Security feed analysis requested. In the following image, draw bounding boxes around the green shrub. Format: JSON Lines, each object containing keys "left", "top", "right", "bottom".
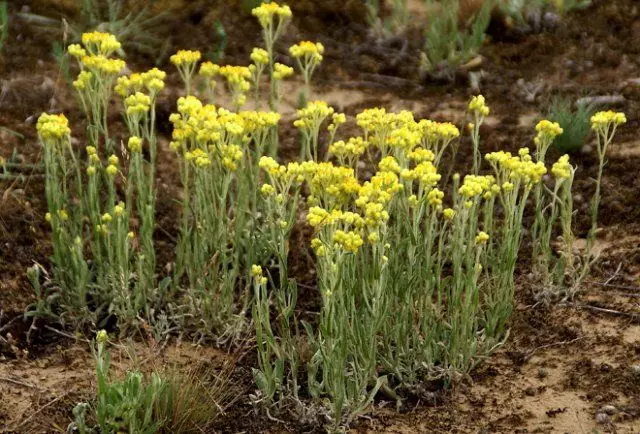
{"left": 421, "top": 0, "right": 492, "bottom": 79}
{"left": 547, "top": 97, "right": 595, "bottom": 154}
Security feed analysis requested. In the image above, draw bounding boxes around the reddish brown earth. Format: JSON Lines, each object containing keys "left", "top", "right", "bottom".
{"left": 1, "top": 0, "right": 640, "bottom": 432}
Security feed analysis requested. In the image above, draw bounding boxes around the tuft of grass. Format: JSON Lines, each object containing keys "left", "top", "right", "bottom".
{"left": 154, "top": 360, "right": 236, "bottom": 433}
{"left": 0, "top": 1, "right": 8, "bottom": 54}
{"left": 365, "top": 0, "right": 410, "bottom": 35}
{"left": 16, "top": 0, "right": 170, "bottom": 62}
{"left": 421, "top": 0, "right": 492, "bottom": 79}
{"left": 547, "top": 97, "right": 596, "bottom": 154}
{"left": 73, "top": 335, "right": 235, "bottom": 433}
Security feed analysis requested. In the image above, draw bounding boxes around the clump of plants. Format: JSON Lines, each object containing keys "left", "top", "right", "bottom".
{"left": 365, "top": 0, "right": 410, "bottom": 35}
{"left": 72, "top": 330, "right": 232, "bottom": 433}
{"left": 32, "top": 2, "right": 626, "bottom": 431}
{"left": 547, "top": 97, "right": 596, "bottom": 154}
{"left": 421, "top": 0, "right": 492, "bottom": 79}
{"left": 0, "top": 1, "right": 7, "bottom": 55}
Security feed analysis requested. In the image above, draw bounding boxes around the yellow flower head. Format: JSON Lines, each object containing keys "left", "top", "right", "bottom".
{"left": 81, "top": 55, "right": 125, "bottom": 75}
{"left": 468, "top": 95, "right": 490, "bottom": 117}
{"left": 106, "top": 164, "right": 118, "bottom": 176}
{"left": 333, "top": 230, "right": 363, "bottom": 253}
{"left": 590, "top": 111, "right": 627, "bottom": 130}
{"left": 328, "top": 136, "right": 368, "bottom": 160}
{"left": 273, "top": 63, "right": 294, "bottom": 80}
{"left": 170, "top": 50, "right": 202, "bottom": 66}
{"left": 252, "top": 2, "right": 292, "bottom": 28}
{"left": 260, "top": 183, "right": 276, "bottom": 196}
{"left": 96, "top": 329, "right": 108, "bottom": 344}
{"left": 427, "top": 188, "right": 444, "bottom": 207}
{"left": 199, "top": 61, "right": 220, "bottom": 78}
{"left": 114, "top": 202, "right": 125, "bottom": 217}
{"left": 551, "top": 154, "right": 572, "bottom": 179}
{"left": 250, "top": 47, "right": 269, "bottom": 65}
{"left": 124, "top": 92, "right": 152, "bottom": 116}
{"left": 37, "top": 113, "right": 71, "bottom": 142}
{"left": 475, "top": 231, "right": 490, "bottom": 245}
{"left": 81, "top": 32, "right": 121, "bottom": 56}
{"left": 535, "top": 119, "right": 563, "bottom": 145}
{"left": 68, "top": 44, "right": 86, "bottom": 59}
{"left": 251, "top": 264, "right": 263, "bottom": 278}
{"left": 128, "top": 136, "right": 143, "bottom": 153}
{"left": 72, "top": 70, "right": 93, "bottom": 91}
{"left": 289, "top": 41, "right": 324, "bottom": 64}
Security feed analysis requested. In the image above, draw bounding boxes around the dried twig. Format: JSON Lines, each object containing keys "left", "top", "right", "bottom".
{"left": 576, "top": 95, "right": 626, "bottom": 107}
{"left": 569, "top": 303, "right": 640, "bottom": 321}
{"left": 525, "top": 336, "right": 584, "bottom": 359}
{"left": 587, "top": 281, "right": 640, "bottom": 292}
{"left": 43, "top": 325, "right": 90, "bottom": 343}
{"left": 11, "top": 393, "right": 68, "bottom": 431}
{"left": 0, "top": 375, "right": 44, "bottom": 390}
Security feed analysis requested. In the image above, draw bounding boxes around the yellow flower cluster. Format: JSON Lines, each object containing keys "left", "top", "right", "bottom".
{"left": 329, "top": 137, "right": 369, "bottom": 160}
{"left": 251, "top": 2, "right": 292, "bottom": 28}
{"left": 250, "top": 48, "right": 269, "bottom": 65}
{"left": 128, "top": 136, "right": 143, "bottom": 153}
{"left": 407, "top": 147, "right": 435, "bottom": 162}
{"left": 590, "top": 111, "right": 627, "bottom": 130}
{"left": 475, "top": 231, "right": 490, "bottom": 244}
{"left": 37, "top": 113, "right": 71, "bottom": 142}
{"left": 273, "top": 63, "right": 294, "bottom": 80}
{"left": 485, "top": 149, "right": 547, "bottom": 185}
{"left": 356, "top": 109, "right": 459, "bottom": 157}
{"left": 304, "top": 162, "right": 360, "bottom": 208}
{"left": 400, "top": 161, "right": 441, "bottom": 187}
{"left": 115, "top": 68, "right": 166, "bottom": 97}
{"left": 534, "top": 119, "right": 563, "bottom": 146}
{"left": 427, "top": 188, "right": 444, "bottom": 207}
{"left": 185, "top": 148, "right": 211, "bottom": 168}
{"left": 356, "top": 171, "right": 403, "bottom": 211}
{"left": 169, "top": 97, "right": 258, "bottom": 171}
{"left": 333, "top": 230, "right": 363, "bottom": 253}
{"left": 379, "top": 156, "right": 401, "bottom": 174}
{"left": 170, "top": 50, "right": 202, "bottom": 67}
{"left": 80, "top": 31, "right": 121, "bottom": 56}
{"left": 124, "top": 92, "right": 152, "bottom": 116}
{"left": 468, "top": 95, "right": 490, "bottom": 116}
{"left": 68, "top": 44, "right": 87, "bottom": 59}
{"left": 217, "top": 65, "right": 252, "bottom": 85}
{"left": 200, "top": 64, "right": 252, "bottom": 107}
{"left": 294, "top": 101, "right": 335, "bottom": 130}
{"left": 289, "top": 41, "right": 324, "bottom": 64}
{"left": 420, "top": 120, "right": 460, "bottom": 146}
{"left": 551, "top": 154, "right": 572, "bottom": 179}
{"left": 387, "top": 124, "right": 422, "bottom": 153}
{"left": 72, "top": 71, "right": 92, "bottom": 91}
{"left": 458, "top": 175, "right": 496, "bottom": 199}
{"left": 242, "top": 111, "right": 281, "bottom": 135}
{"left": 81, "top": 54, "right": 126, "bottom": 75}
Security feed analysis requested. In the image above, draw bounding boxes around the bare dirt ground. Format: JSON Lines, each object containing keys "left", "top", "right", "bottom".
{"left": 1, "top": 0, "right": 640, "bottom": 432}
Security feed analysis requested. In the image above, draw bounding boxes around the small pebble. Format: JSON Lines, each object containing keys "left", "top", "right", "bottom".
{"left": 595, "top": 412, "right": 610, "bottom": 424}
{"left": 600, "top": 405, "right": 617, "bottom": 415}
{"left": 630, "top": 364, "right": 640, "bottom": 376}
